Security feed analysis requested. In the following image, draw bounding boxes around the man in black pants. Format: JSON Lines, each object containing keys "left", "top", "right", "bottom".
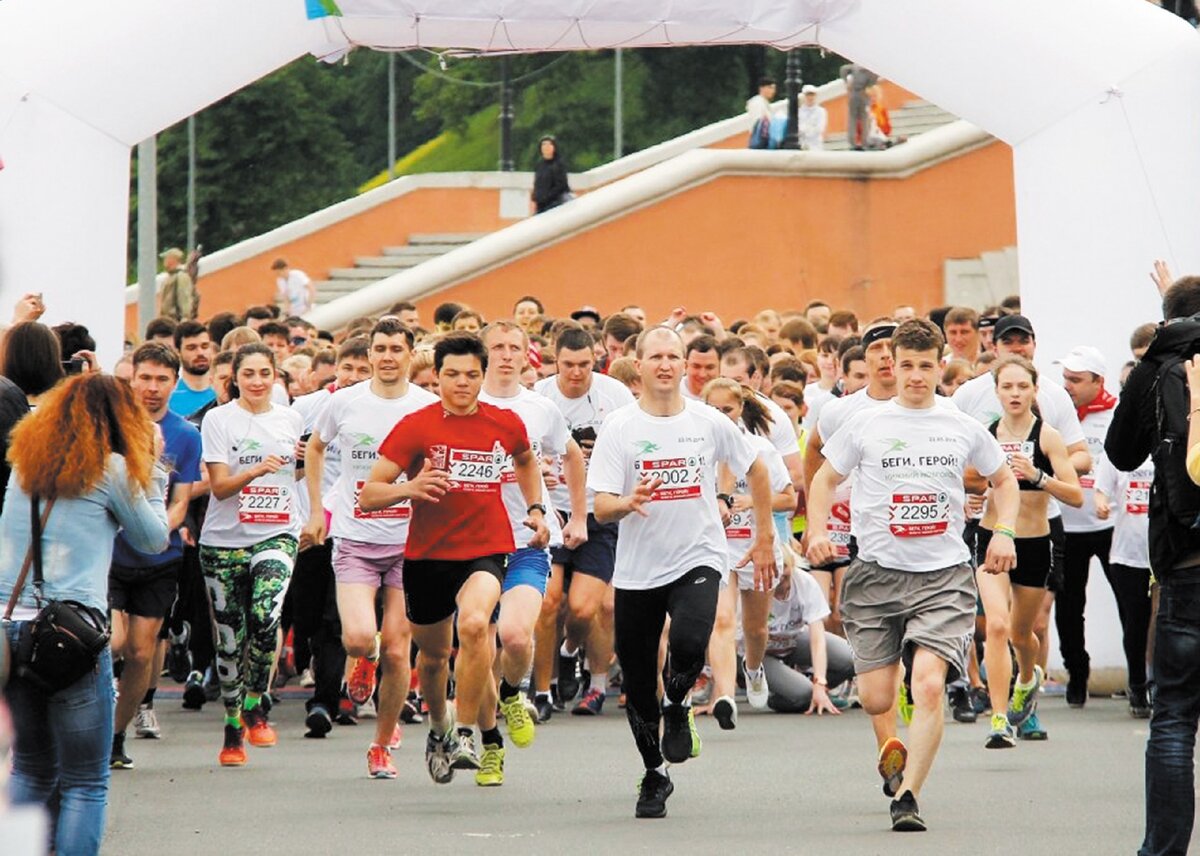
{"left": 589, "top": 326, "right": 777, "bottom": 818}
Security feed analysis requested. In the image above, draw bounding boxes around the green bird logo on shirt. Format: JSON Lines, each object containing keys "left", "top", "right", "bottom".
{"left": 634, "top": 440, "right": 660, "bottom": 455}
{"left": 241, "top": 439, "right": 262, "bottom": 452}
{"left": 879, "top": 438, "right": 908, "bottom": 453}
{"left": 350, "top": 432, "right": 376, "bottom": 448}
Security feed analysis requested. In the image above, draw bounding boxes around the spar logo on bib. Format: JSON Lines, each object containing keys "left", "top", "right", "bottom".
{"left": 635, "top": 454, "right": 705, "bottom": 501}
{"left": 888, "top": 492, "right": 951, "bottom": 537}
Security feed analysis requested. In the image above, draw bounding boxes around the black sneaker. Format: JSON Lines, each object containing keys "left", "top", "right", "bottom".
{"left": 950, "top": 685, "right": 977, "bottom": 723}
{"left": 890, "top": 792, "right": 926, "bottom": 832}
{"left": 203, "top": 666, "right": 221, "bottom": 702}
{"left": 660, "top": 702, "right": 692, "bottom": 764}
{"left": 1129, "top": 686, "right": 1151, "bottom": 719}
{"left": 165, "top": 620, "right": 192, "bottom": 684}
{"left": 533, "top": 693, "right": 554, "bottom": 723}
{"left": 401, "top": 694, "right": 424, "bottom": 725}
{"left": 969, "top": 686, "right": 991, "bottom": 716}
{"left": 635, "top": 769, "right": 674, "bottom": 819}
{"left": 1066, "top": 675, "right": 1088, "bottom": 709}
{"left": 110, "top": 732, "right": 134, "bottom": 769}
{"left": 304, "top": 703, "right": 333, "bottom": 738}
{"left": 182, "top": 671, "right": 206, "bottom": 710}
{"left": 558, "top": 651, "right": 582, "bottom": 703}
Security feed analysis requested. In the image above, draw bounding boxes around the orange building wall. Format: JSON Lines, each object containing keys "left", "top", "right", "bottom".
{"left": 415, "top": 140, "right": 1016, "bottom": 325}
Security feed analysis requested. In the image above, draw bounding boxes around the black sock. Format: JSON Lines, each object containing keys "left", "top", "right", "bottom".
{"left": 499, "top": 678, "right": 520, "bottom": 700}
{"left": 481, "top": 726, "right": 503, "bottom": 748}
{"left": 142, "top": 687, "right": 156, "bottom": 707}
{"left": 457, "top": 726, "right": 474, "bottom": 739}
{"left": 113, "top": 658, "right": 124, "bottom": 679}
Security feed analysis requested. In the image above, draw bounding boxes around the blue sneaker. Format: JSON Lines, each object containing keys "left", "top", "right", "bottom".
{"left": 1016, "top": 710, "right": 1048, "bottom": 741}
{"left": 1007, "top": 665, "right": 1043, "bottom": 727}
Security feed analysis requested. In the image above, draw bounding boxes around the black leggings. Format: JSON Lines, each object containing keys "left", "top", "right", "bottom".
{"left": 1109, "top": 563, "right": 1153, "bottom": 691}
{"left": 614, "top": 567, "right": 720, "bottom": 770}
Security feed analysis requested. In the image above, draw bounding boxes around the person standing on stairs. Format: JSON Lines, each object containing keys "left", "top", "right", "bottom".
{"left": 531, "top": 136, "right": 573, "bottom": 215}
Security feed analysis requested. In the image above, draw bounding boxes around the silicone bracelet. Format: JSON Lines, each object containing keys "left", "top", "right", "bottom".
{"left": 994, "top": 525, "right": 1016, "bottom": 539}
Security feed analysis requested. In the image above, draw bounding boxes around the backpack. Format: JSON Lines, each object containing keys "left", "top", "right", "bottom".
{"left": 1149, "top": 317, "right": 1200, "bottom": 528}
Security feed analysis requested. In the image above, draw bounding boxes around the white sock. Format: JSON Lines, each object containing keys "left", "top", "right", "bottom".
{"left": 590, "top": 672, "right": 606, "bottom": 693}
{"left": 1015, "top": 673, "right": 1037, "bottom": 690}
{"left": 560, "top": 641, "right": 578, "bottom": 658}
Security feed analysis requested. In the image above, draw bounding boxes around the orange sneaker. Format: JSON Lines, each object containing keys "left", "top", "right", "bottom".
{"left": 348, "top": 656, "right": 378, "bottom": 706}
{"left": 388, "top": 723, "right": 402, "bottom": 750}
{"left": 367, "top": 744, "right": 397, "bottom": 779}
{"left": 243, "top": 706, "right": 277, "bottom": 748}
{"left": 219, "top": 724, "right": 247, "bottom": 767}
{"left": 878, "top": 737, "right": 908, "bottom": 797}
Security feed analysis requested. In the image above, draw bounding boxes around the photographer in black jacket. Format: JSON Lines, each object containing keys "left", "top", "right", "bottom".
{"left": 1106, "top": 273, "right": 1200, "bottom": 856}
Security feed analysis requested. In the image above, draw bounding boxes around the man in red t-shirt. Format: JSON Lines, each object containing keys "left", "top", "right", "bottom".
{"left": 360, "top": 333, "right": 549, "bottom": 785}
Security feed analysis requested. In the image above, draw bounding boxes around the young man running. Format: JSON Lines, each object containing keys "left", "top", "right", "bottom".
{"left": 360, "top": 333, "right": 549, "bottom": 784}
{"left": 303, "top": 318, "right": 437, "bottom": 778}
{"left": 466, "top": 321, "right": 588, "bottom": 784}
{"left": 807, "top": 319, "right": 1019, "bottom": 832}
{"left": 589, "top": 326, "right": 778, "bottom": 819}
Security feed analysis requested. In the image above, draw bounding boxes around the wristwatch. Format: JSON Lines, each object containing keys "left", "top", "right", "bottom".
{"left": 527, "top": 503, "right": 547, "bottom": 515}
{"left": 717, "top": 493, "right": 735, "bottom": 509}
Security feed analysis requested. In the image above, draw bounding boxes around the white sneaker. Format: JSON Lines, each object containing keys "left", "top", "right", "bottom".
{"left": 134, "top": 705, "right": 161, "bottom": 739}
{"left": 743, "top": 664, "right": 770, "bottom": 710}
{"left": 299, "top": 668, "right": 316, "bottom": 688}
{"left": 358, "top": 698, "right": 377, "bottom": 719}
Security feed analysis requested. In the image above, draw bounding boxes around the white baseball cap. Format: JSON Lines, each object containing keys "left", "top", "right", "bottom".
{"left": 1054, "top": 345, "right": 1107, "bottom": 376}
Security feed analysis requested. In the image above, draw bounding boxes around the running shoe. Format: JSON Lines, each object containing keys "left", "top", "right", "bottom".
{"left": 425, "top": 728, "right": 457, "bottom": 784}
{"left": 970, "top": 685, "right": 991, "bottom": 715}
{"left": 401, "top": 694, "right": 424, "bottom": 725}
{"left": 110, "top": 732, "right": 134, "bottom": 770}
{"left": 949, "top": 685, "right": 977, "bottom": 724}
{"left": 557, "top": 650, "right": 582, "bottom": 703}
{"left": 572, "top": 687, "right": 605, "bottom": 716}
{"left": 1017, "top": 711, "right": 1048, "bottom": 741}
{"left": 243, "top": 706, "right": 277, "bottom": 747}
{"left": 182, "top": 670, "right": 207, "bottom": 710}
{"left": 367, "top": 744, "right": 397, "bottom": 780}
{"left": 688, "top": 706, "right": 702, "bottom": 759}
{"left": 660, "top": 702, "right": 693, "bottom": 764}
{"left": 299, "top": 667, "right": 316, "bottom": 688}
{"left": 336, "top": 695, "right": 359, "bottom": 726}
{"left": 389, "top": 723, "right": 403, "bottom": 750}
{"left": 712, "top": 695, "right": 738, "bottom": 731}
{"left": 635, "top": 769, "right": 674, "bottom": 819}
{"left": 304, "top": 704, "right": 333, "bottom": 739}
{"left": 347, "top": 656, "right": 378, "bottom": 707}
{"left": 134, "top": 705, "right": 161, "bottom": 739}
{"left": 878, "top": 737, "right": 907, "bottom": 797}
{"left": 743, "top": 663, "right": 770, "bottom": 710}
{"left": 890, "top": 791, "right": 926, "bottom": 832}
{"left": 358, "top": 698, "right": 377, "bottom": 720}
{"left": 897, "top": 684, "right": 914, "bottom": 727}
{"left": 985, "top": 713, "right": 1016, "bottom": 749}
{"left": 475, "top": 743, "right": 505, "bottom": 787}
{"left": 1129, "top": 686, "right": 1151, "bottom": 719}
{"left": 1007, "top": 665, "right": 1043, "bottom": 727}
{"left": 1066, "top": 673, "right": 1088, "bottom": 708}
{"left": 450, "top": 729, "right": 481, "bottom": 770}
{"left": 166, "top": 620, "right": 192, "bottom": 683}
{"left": 533, "top": 693, "right": 554, "bottom": 723}
{"left": 499, "top": 692, "right": 536, "bottom": 748}
{"left": 692, "top": 667, "right": 713, "bottom": 706}
{"left": 219, "top": 724, "right": 247, "bottom": 767}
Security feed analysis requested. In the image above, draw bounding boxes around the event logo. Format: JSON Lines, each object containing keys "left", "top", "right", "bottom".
{"left": 634, "top": 440, "right": 661, "bottom": 455}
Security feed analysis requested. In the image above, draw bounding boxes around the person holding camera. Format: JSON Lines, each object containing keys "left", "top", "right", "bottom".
{"left": 0, "top": 373, "right": 170, "bottom": 856}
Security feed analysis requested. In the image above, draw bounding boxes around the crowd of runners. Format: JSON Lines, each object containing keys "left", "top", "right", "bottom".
{"left": 2, "top": 285, "right": 1160, "bottom": 839}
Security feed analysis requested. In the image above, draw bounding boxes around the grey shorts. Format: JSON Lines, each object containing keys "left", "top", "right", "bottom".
{"left": 838, "top": 557, "right": 976, "bottom": 683}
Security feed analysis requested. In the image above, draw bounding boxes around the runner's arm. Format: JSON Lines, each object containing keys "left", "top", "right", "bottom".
{"left": 963, "top": 467, "right": 988, "bottom": 495}
{"left": 1039, "top": 426, "right": 1083, "bottom": 508}
{"left": 514, "top": 448, "right": 550, "bottom": 548}
{"left": 738, "top": 458, "right": 779, "bottom": 591}
{"left": 782, "top": 450, "right": 804, "bottom": 492}
{"left": 803, "top": 460, "right": 848, "bottom": 568}
{"left": 359, "top": 456, "right": 417, "bottom": 512}
{"left": 561, "top": 439, "right": 588, "bottom": 521}
{"left": 207, "top": 460, "right": 278, "bottom": 500}
{"left": 166, "top": 480, "right": 192, "bottom": 532}
{"left": 1065, "top": 440, "right": 1092, "bottom": 477}
{"left": 980, "top": 463, "right": 1019, "bottom": 575}
{"left": 303, "top": 430, "right": 329, "bottom": 544}
{"left": 803, "top": 428, "right": 825, "bottom": 497}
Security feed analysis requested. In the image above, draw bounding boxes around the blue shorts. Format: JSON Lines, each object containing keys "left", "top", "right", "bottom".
{"left": 502, "top": 546, "right": 551, "bottom": 595}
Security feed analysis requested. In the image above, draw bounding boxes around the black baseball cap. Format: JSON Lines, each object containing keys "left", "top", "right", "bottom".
{"left": 570, "top": 306, "right": 602, "bottom": 324}
{"left": 993, "top": 314, "right": 1035, "bottom": 340}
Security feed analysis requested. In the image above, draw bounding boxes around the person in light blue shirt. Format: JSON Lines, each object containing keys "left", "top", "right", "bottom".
{"left": 168, "top": 321, "right": 216, "bottom": 418}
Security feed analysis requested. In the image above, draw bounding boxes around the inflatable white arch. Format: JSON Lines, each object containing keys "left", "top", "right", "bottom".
{"left": 1, "top": 0, "right": 1198, "bottom": 369}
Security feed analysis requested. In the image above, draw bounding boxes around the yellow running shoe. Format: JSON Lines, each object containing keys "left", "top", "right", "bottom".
{"left": 898, "top": 683, "right": 914, "bottom": 726}
{"left": 499, "top": 692, "right": 536, "bottom": 748}
{"left": 688, "top": 705, "right": 702, "bottom": 759}
{"left": 878, "top": 736, "right": 908, "bottom": 797}
{"left": 475, "top": 743, "right": 505, "bottom": 787}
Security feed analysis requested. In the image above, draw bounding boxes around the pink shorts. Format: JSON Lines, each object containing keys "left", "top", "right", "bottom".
{"left": 332, "top": 538, "right": 405, "bottom": 590}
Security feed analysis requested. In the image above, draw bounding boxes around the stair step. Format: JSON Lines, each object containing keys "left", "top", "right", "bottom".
{"left": 354, "top": 255, "right": 433, "bottom": 268}
{"left": 407, "top": 232, "right": 488, "bottom": 245}
{"left": 314, "top": 279, "right": 369, "bottom": 292}
{"left": 328, "top": 267, "right": 408, "bottom": 280}
{"left": 379, "top": 245, "right": 464, "bottom": 257}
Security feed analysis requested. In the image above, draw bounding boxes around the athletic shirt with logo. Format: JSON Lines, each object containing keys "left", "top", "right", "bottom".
{"left": 377, "top": 401, "right": 529, "bottom": 561}
{"left": 952, "top": 373, "right": 1085, "bottom": 521}
{"left": 588, "top": 399, "right": 757, "bottom": 590}
{"left": 1096, "top": 456, "right": 1152, "bottom": 567}
{"left": 1059, "top": 406, "right": 1115, "bottom": 533}
{"left": 724, "top": 431, "right": 789, "bottom": 568}
{"left": 200, "top": 401, "right": 304, "bottom": 548}
{"left": 821, "top": 400, "right": 1006, "bottom": 572}
{"left": 738, "top": 569, "right": 831, "bottom": 658}
{"left": 479, "top": 387, "right": 567, "bottom": 550}
{"left": 314, "top": 382, "right": 438, "bottom": 546}
{"left": 534, "top": 372, "right": 635, "bottom": 514}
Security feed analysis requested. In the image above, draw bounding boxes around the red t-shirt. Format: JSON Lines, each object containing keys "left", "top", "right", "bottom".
{"left": 378, "top": 401, "right": 530, "bottom": 560}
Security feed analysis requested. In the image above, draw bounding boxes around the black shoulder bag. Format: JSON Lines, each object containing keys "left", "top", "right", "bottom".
{"left": 2, "top": 495, "right": 110, "bottom": 694}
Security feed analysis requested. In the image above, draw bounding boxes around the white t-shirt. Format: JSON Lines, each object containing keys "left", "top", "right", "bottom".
{"left": 314, "top": 382, "right": 438, "bottom": 546}
{"left": 291, "top": 387, "right": 334, "bottom": 522}
{"left": 1096, "top": 457, "right": 1152, "bottom": 568}
{"left": 534, "top": 373, "right": 635, "bottom": 514}
{"left": 797, "top": 103, "right": 828, "bottom": 151}
{"left": 741, "top": 569, "right": 831, "bottom": 657}
{"left": 479, "top": 387, "right": 567, "bottom": 549}
{"left": 1060, "top": 407, "right": 1116, "bottom": 533}
{"left": 803, "top": 385, "right": 835, "bottom": 432}
{"left": 200, "top": 401, "right": 304, "bottom": 548}
{"left": 588, "top": 399, "right": 757, "bottom": 590}
{"left": 276, "top": 269, "right": 313, "bottom": 316}
{"left": 953, "top": 372, "right": 1085, "bottom": 521}
{"left": 757, "top": 391, "right": 802, "bottom": 465}
{"left": 746, "top": 94, "right": 772, "bottom": 123}
{"left": 725, "top": 432, "right": 790, "bottom": 570}
{"left": 821, "top": 399, "right": 1006, "bottom": 572}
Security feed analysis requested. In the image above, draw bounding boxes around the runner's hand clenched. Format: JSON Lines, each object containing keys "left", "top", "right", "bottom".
{"left": 524, "top": 511, "right": 550, "bottom": 549}
{"left": 982, "top": 532, "right": 1017, "bottom": 575}
{"left": 562, "top": 514, "right": 588, "bottom": 549}
{"left": 407, "top": 458, "right": 450, "bottom": 503}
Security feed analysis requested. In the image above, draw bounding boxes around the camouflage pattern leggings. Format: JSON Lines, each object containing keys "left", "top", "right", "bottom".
{"left": 200, "top": 535, "right": 297, "bottom": 715}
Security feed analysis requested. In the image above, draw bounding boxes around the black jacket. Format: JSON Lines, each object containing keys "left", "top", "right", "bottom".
{"left": 1106, "top": 320, "right": 1200, "bottom": 575}
{"left": 0, "top": 377, "right": 30, "bottom": 517}
{"left": 532, "top": 159, "right": 570, "bottom": 212}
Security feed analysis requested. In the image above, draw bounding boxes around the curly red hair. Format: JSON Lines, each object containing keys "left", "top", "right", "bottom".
{"left": 8, "top": 373, "right": 155, "bottom": 498}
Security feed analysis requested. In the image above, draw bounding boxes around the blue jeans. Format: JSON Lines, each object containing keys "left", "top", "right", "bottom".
{"left": 1141, "top": 573, "right": 1200, "bottom": 856}
{"left": 3, "top": 620, "right": 114, "bottom": 856}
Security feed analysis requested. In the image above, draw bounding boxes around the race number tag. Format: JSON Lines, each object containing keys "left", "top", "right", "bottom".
{"left": 238, "top": 485, "right": 291, "bottom": 525}
{"left": 725, "top": 509, "right": 752, "bottom": 541}
{"left": 1080, "top": 474, "right": 1096, "bottom": 490}
{"left": 636, "top": 456, "right": 704, "bottom": 501}
{"left": 888, "top": 492, "right": 950, "bottom": 538}
{"left": 999, "top": 441, "right": 1034, "bottom": 465}
{"left": 446, "top": 448, "right": 504, "bottom": 493}
{"left": 829, "top": 501, "right": 852, "bottom": 558}
{"left": 1125, "top": 479, "right": 1150, "bottom": 515}
{"left": 353, "top": 480, "right": 411, "bottom": 520}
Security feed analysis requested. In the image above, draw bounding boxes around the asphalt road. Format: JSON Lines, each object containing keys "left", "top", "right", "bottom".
{"left": 102, "top": 691, "right": 1163, "bottom": 855}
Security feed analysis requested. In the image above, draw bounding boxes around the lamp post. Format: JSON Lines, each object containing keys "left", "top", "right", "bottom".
{"left": 782, "top": 48, "right": 802, "bottom": 150}
{"left": 499, "top": 57, "right": 514, "bottom": 171}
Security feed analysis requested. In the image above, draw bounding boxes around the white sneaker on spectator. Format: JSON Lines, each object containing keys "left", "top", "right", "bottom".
{"left": 743, "top": 663, "right": 770, "bottom": 710}
{"left": 134, "top": 705, "right": 161, "bottom": 739}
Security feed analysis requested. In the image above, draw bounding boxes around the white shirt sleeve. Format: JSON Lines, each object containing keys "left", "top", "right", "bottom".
{"left": 542, "top": 404, "right": 571, "bottom": 458}
{"left": 967, "top": 419, "right": 1008, "bottom": 477}
{"left": 1046, "top": 384, "right": 1086, "bottom": 447}
{"left": 1095, "top": 457, "right": 1119, "bottom": 498}
{"left": 820, "top": 414, "right": 861, "bottom": 477}
{"left": 794, "top": 570, "right": 831, "bottom": 625}
{"left": 586, "top": 417, "right": 627, "bottom": 496}
{"left": 715, "top": 415, "right": 758, "bottom": 476}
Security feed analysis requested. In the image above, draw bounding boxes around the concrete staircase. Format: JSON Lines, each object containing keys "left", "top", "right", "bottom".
{"left": 313, "top": 232, "right": 490, "bottom": 305}
{"left": 824, "top": 100, "right": 956, "bottom": 151}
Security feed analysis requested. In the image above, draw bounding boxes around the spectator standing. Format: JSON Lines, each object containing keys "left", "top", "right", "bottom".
{"left": 840, "top": 64, "right": 879, "bottom": 150}
{"left": 273, "top": 258, "right": 315, "bottom": 318}
{"left": 746, "top": 77, "right": 777, "bottom": 149}
{"left": 158, "top": 248, "right": 199, "bottom": 321}
{"left": 531, "top": 137, "right": 572, "bottom": 215}
{"left": 797, "top": 84, "right": 828, "bottom": 151}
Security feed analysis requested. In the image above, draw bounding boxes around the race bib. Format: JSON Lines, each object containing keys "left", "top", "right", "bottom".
{"left": 1080, "top": 474, "right": 1096, "bottom": 490}
{"left": 725, "top": 509, "right": 752, "bottom": 541}
{"left": 636, "top": 456, "right": 705, "bottom": 501}
{"left": 1125, "top": 479, "right": 1150, "bottom": 515}
{"left": 446, "top": 447, "right": 504, "bottom": 493}
{"left": 888, "top": 492, "right": 950, "bottom": 538}
{"left": 999, "top": 441, "right": 1034, "bottom": 464}
{"left": 353, "top": 480, "right": 411, "bottom": 520}
{"left": 829, "top": 501, "right": 853, "bottom": 558}
{"left": 238, "top": 485, "right": 291, "bottom": 525}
